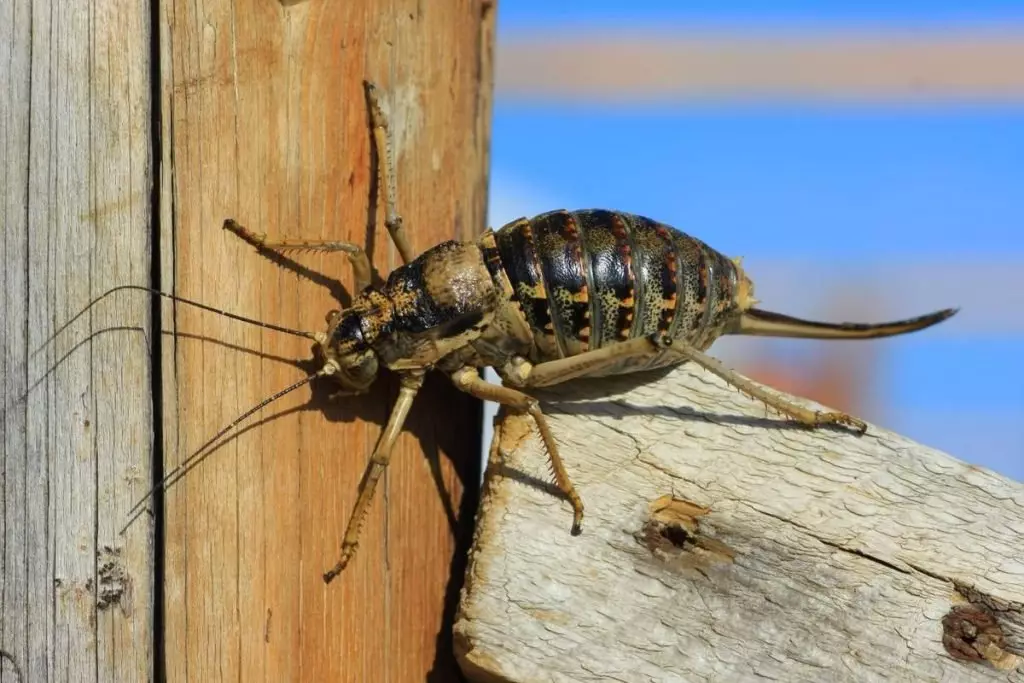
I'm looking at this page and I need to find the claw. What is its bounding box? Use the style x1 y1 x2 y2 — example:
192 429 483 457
570 510 584 536
323 542 357 583
814 411 868 434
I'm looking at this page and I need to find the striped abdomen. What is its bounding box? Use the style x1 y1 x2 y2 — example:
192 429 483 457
488 209 743 363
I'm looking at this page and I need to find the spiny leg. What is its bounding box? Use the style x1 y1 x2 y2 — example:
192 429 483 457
517 334 866 432
323 370 425 583
364 80 415 265
224 218 373 293
647 333 867 432
449 366 584 534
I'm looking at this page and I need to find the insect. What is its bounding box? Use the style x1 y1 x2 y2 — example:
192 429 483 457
74 80 956 584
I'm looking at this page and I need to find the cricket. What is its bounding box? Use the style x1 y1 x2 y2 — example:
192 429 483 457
72 80 956 584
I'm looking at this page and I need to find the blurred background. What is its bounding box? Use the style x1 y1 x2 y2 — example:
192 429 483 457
482 1 1023 482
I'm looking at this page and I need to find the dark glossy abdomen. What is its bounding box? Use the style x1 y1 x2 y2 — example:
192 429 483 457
492 209 741 363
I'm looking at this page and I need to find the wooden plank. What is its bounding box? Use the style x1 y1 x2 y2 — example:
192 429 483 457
456 365 1024 681
1 1 155 681
496 28 1024 102
157 1 494 680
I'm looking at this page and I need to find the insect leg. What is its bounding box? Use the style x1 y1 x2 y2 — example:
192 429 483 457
323 370 425 583
648 334 868 433
449 366 585 534
506 338 656 388
364 80 415 265
223 218 373 292
518 334 866 432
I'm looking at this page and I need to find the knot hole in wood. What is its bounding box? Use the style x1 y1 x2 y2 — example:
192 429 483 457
635 494 736 576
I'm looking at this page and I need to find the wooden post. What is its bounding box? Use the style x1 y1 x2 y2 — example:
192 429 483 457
4 0 492 681
456 366 1024 681
2 2 155 681
158 1 493 682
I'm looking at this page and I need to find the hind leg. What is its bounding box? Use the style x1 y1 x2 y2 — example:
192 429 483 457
509 335 867 432
647 333 867 432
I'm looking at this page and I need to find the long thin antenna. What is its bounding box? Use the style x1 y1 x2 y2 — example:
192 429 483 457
38 285 316 359
120 366 333 533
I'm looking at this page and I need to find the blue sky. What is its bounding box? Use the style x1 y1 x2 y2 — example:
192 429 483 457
490 107 1023 258
487 2 1024 479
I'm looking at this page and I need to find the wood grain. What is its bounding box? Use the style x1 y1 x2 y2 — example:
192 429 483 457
1 1 155 680
456 365 1024 682
158 1 494 680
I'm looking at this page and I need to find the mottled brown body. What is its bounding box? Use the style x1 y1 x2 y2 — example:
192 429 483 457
330 209 758 383
118 82 957 583
484 209 751 376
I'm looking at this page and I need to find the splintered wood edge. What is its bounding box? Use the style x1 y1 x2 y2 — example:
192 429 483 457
454 364 1024 682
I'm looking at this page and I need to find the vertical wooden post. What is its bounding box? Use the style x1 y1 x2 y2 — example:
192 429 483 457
158 1 494 681
1 1 155 680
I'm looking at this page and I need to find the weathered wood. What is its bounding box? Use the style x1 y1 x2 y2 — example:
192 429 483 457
158 1 493 681
1 1 155 680
455 365 1024 682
